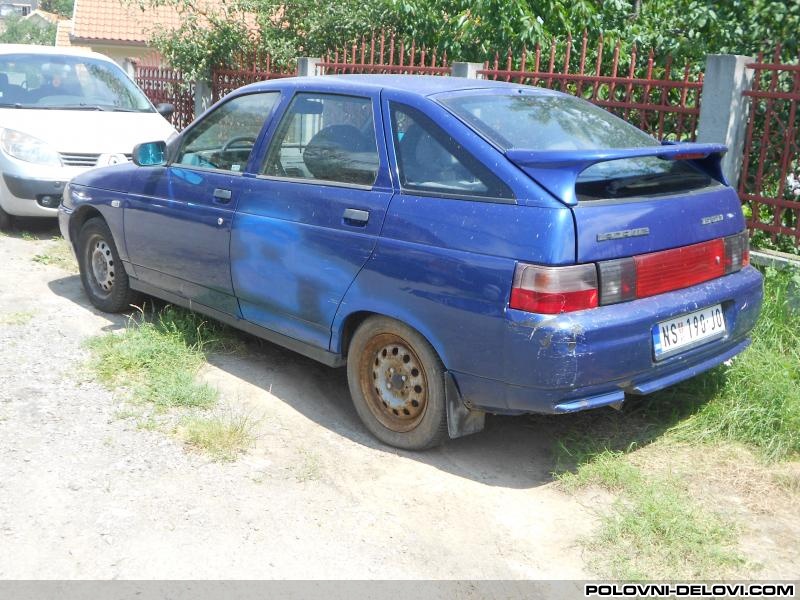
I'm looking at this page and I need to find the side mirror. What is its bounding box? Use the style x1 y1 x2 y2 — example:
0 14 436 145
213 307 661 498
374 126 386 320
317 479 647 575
156 103 175 119
132 141 167 167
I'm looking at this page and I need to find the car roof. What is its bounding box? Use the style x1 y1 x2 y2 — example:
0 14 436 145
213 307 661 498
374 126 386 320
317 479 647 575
240 74 563 98
0 44 116 63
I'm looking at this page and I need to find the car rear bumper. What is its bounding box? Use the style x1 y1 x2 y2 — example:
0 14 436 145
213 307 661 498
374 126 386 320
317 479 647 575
451 266 763 414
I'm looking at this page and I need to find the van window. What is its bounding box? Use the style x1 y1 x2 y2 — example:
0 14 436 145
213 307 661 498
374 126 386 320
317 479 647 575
0 53 152 112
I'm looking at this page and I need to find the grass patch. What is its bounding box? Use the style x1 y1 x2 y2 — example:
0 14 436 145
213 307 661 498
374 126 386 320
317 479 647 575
87 304 241 409
0 311 35 326
553 266 799 579
561 452 744 580
179 411 257 461
295 448 323 482
665 266 800 461
32 238 77 273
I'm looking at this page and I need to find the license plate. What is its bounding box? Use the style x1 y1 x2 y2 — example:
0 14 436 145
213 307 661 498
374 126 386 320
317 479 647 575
652 304 726 360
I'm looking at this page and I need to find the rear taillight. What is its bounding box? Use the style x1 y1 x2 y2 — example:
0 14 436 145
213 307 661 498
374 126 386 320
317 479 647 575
510 263 598 314
510 232 751 314
598 231 750 306
634 238 725 298
723 230 750 272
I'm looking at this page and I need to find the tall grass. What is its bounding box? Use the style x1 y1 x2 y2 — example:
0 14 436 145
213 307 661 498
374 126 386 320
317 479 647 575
669 266 800 461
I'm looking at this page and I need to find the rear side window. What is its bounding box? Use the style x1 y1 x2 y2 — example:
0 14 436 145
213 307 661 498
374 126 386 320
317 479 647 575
441 93 714 200
262 93 379 187
390 103 514 201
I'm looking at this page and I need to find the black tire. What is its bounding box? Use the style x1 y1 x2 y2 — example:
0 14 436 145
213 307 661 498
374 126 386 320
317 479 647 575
347 316 448 450
0 205 14 232
77 217 140 312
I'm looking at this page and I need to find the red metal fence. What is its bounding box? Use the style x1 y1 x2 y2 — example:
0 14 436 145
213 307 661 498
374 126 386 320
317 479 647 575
479 32 703 142
739 46 800 249
317 33 450 75
313 32 703 141
211 53 294 103
133 61 195 130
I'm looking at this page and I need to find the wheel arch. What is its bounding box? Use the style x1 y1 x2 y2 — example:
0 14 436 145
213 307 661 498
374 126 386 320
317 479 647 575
69 205 105 251
333 307 452 371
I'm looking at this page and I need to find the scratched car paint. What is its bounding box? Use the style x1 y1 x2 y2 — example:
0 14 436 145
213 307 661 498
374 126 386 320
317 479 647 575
59 75 763 450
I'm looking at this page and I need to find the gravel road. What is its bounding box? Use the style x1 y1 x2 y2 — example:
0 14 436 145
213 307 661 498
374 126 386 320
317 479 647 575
0 225 595 579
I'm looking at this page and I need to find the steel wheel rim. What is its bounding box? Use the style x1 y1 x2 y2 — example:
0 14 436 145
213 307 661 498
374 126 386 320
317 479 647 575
87 235 115 296
360 333 428 433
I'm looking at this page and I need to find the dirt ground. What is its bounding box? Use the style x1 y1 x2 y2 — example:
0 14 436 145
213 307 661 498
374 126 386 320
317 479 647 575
0 224 598 580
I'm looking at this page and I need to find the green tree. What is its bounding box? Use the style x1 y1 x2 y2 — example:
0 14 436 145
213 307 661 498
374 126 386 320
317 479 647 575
0 15 56 45
136 0 799 77
40 0 75 17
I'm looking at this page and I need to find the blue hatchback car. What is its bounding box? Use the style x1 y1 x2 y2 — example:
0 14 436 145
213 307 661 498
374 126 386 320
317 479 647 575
60 75 763 449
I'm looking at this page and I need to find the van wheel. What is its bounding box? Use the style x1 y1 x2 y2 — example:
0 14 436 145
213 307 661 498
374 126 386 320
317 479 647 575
347 316 447 450
77 218 139 312
0 206 14 231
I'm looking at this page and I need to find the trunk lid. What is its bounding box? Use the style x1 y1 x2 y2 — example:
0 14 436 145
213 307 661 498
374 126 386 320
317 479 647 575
506 143 745 262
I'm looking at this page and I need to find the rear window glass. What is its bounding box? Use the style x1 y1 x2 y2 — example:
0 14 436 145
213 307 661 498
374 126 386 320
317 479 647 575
441 93 714 200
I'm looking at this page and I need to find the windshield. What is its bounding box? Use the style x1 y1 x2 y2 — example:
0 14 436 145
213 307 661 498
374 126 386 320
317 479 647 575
0 53 153 112
440 92 713 200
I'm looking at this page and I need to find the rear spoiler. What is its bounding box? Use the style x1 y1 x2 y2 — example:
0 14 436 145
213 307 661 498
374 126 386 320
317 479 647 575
505 142 728 206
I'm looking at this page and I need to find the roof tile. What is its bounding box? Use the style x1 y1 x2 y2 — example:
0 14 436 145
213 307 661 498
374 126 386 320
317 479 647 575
71 0 231 44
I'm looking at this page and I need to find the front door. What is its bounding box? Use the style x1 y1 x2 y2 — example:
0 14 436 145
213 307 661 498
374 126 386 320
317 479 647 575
231 91 393 349
123 92 281 315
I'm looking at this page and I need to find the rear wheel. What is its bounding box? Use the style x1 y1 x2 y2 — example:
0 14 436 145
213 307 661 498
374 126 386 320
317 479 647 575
347 316 447 450
0 205 14 231
77 218 139 312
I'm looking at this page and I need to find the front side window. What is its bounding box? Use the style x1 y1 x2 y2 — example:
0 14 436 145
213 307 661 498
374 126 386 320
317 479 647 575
261 93 379 187
390 103 514 200
0 54 152 111
175 92 279 173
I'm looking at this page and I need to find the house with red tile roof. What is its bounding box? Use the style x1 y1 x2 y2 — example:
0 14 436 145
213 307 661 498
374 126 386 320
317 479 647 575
56 0 237 71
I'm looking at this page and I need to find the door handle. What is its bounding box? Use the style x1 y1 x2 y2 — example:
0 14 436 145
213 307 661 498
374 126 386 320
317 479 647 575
343 208 369 226
213 188 232 204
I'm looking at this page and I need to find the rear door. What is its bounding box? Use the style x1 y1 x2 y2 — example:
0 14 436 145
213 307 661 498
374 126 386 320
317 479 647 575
230 90 393 348
123 92 280 315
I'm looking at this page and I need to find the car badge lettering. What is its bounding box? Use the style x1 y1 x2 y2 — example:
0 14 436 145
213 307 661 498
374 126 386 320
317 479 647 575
597 227 650 241
701 214 724 225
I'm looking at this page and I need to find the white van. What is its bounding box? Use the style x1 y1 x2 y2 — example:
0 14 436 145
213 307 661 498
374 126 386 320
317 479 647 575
0 45 177 229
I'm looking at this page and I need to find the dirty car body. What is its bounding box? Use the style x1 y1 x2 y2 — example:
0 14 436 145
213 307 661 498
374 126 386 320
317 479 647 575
60 75 763 449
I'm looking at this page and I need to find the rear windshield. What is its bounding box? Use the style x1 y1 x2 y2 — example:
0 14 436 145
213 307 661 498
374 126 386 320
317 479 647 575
440 92 714 200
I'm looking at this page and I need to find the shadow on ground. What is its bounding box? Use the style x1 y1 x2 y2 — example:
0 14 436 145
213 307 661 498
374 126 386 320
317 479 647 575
48 263 718 490
3 218 61 240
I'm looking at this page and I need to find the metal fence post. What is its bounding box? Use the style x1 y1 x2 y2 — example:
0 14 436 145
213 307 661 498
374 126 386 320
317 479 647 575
451 62 484 79
194 79 213 118
696 55 755 189
297 57 322 77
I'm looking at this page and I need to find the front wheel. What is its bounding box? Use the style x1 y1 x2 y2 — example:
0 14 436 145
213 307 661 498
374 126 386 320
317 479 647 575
347 317 447 450
77 218 139 312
